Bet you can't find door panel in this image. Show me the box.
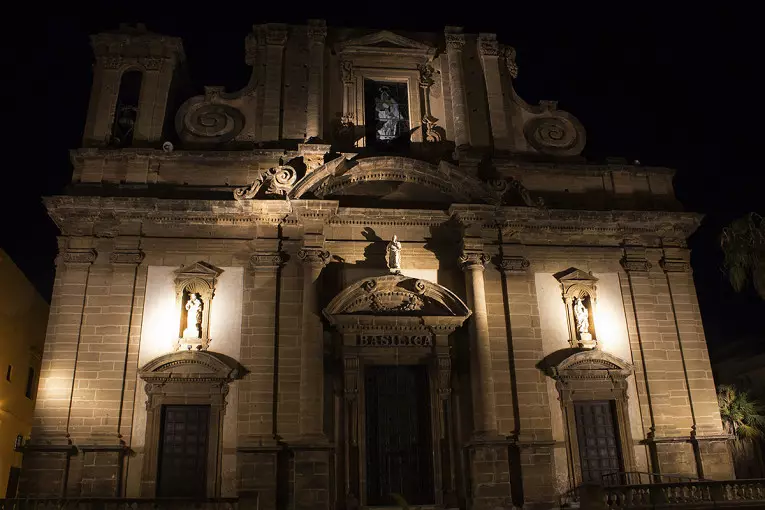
[157,405,210,498]
[364,365,434,505]
[574,400,623,484]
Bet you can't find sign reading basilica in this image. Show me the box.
[20,21,733,510]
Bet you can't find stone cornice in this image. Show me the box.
[44,196,702,241]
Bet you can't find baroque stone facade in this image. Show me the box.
[20,21,733,509]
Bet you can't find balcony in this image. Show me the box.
[0,498,251,510]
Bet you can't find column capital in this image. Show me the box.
[620,255,653,273]
[109,249,144,265]
[477,33,500,56]
[249,252,285,271]
[340,60,354,84]
[307,19,327,44]
[660,257,690,273]
[460,251,490,271]
[61,248,97,267]
[498,255,530,274]
[445,32,466,51]
[266,24,288,46]
[298,247,331,267]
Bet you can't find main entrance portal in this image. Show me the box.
[364,365,434,505]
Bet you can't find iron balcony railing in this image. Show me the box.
[0,498,247,510]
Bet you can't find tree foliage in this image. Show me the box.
[718,384,765,440]
[720,212,765,299]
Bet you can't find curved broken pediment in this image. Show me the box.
[540,349,632,381]
[323,274,471,333]
[289,156,498,204]
[139,350,245,383]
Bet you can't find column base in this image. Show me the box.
[696,436,735,480]
[238,441,283,510]
[290,446,332,510]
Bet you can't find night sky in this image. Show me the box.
[5,9,762,358]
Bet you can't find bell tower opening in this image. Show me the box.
[111,70,142,147]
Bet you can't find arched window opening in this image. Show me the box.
[111,70,142,147]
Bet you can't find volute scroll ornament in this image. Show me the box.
[234,166,298,200]
[523,111,586,157]
[298,248,331,267]
[175,98,246,145]
[459,252,491,271]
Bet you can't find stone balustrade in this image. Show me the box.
[0,498,248,510]
[561,479,765,509]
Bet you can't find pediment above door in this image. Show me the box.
[336,30,436,64]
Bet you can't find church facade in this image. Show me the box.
[21,21,733,509]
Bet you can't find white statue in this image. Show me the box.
[183,293,203,339]
[387,235,402,270]
[574,297,590,335]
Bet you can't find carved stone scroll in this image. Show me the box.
[234,166,297,200]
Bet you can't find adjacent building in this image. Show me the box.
[19,21,734,509]
[0,250,48,497]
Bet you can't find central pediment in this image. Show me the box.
[336,30,435,61]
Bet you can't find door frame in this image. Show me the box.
[138,351,242,498]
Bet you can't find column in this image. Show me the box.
[262,24,287,141]
[306,20,327,140]
[460,251,498,438]
[478,33,511,150]
[445,27,470,148]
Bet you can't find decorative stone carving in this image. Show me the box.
[445,32,466,50]
[499,256,530,273]
[234,165,298,200]
[459,252,490,271]
[477,33,500,56]
[524,113,585,157]
[265,25,288,46]
[175,99,246,145]
[554,268,599,349]
[362,280,377,293]
[173,261,223,351]
[110,250,145,265]
[422,114,444,142]
[307,19,327,44]
[418,63,435,88]
[436,355,452,399]
[340,60,354,84]
[386,235,402,271]
[62,248,97,266]
[502,45,519,78]
[368,293,424,313]
[298,247,331,267]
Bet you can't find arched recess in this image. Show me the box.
[138,350,244,498]
[323,274,471,507]
[543,349,636,488]
[111,69,143,147]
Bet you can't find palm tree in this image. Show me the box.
[720,212,765,300]
[717,384,765,440]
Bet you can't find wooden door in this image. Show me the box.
[364,365,434,506]
[157,405,210,498]
[574,400,623,484]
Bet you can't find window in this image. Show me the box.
[6,365,11,382]
[364,80,410,149]
[25,367,35,399]
[111,70,143,147]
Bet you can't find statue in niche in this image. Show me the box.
[574,297,591,340]
[183,293,203,339]
[386,235,402,271]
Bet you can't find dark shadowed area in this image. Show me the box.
[4,8,762,355]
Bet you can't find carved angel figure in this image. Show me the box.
[387,235,402,270]
[183,293,203,338]
[574,297,589,335]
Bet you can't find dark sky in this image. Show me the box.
[5,8,762,355]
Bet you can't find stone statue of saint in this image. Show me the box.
[386,235,402,270]
[183,293,203,338]
[574,297,589,335]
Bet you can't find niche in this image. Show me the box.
[554,268,599,349]
[173,262,223,351]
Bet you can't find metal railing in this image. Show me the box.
[601,479,765,508]
[0,498,246,510]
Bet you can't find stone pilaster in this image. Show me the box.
[498,254,555,507]
[621,248,697,476]
[478,33,511,150]
[297,247,331,440]
[262,24,287,141]
[306,20,327,140]
[445,27,470,148]
[340,60,355,126]
[460,251,499,438]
